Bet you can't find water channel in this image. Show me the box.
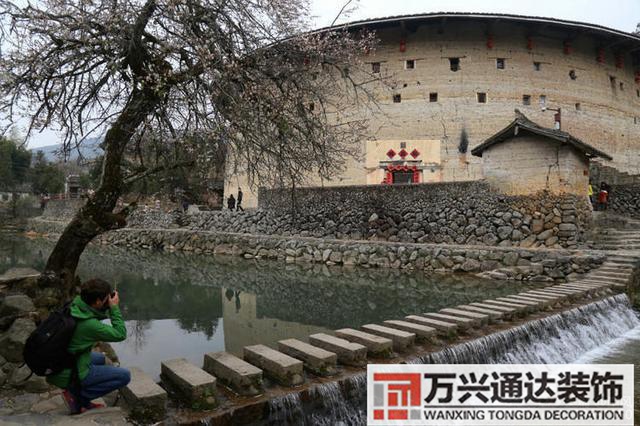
[1,232,639,423]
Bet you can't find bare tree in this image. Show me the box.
[0,0,379,296]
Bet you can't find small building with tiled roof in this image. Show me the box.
[472,111,612,195]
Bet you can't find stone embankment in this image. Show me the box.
[88,228,603,282]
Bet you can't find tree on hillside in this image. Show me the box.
[0,0,379,295]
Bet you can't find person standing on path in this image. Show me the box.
[227,194,236,211]
[236,188,244,211]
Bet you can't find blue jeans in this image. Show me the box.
[76,352,131,407]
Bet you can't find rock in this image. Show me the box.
[558,223,577,231]
[0,368,6,386]
[503,252,519,266]
[537,229,554,240]
[520,234,537,248]
[0,317,36,362]
[545,236,559,246]
[8,364,49,392]
[461,259,481,272]
[322,249,332,262]
[531,219,544,233]
[368,213,378,222]
[0,294,35,318]
[497,226,514,240]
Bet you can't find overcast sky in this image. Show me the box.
[25,0,640,149]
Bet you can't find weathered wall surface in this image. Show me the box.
[25,219,603,283]
[233,18,640,207]
[40,199,85,221]
[258,181,590,248]
[610,184,640,218]
[482,134,590,195]
[36,181,592,249]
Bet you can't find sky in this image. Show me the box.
[23,0,640,149]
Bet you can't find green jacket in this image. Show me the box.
[46,295,126,389]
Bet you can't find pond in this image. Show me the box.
[0,233,542,379]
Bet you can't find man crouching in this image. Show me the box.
[47,278,129,414]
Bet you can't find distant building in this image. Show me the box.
[471,112,612,195]
[64,175,81,198]
[226,13,640,207]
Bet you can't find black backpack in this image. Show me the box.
[23,303,78,377]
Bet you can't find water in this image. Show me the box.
[0,233,537,378]
[264,294,640,425]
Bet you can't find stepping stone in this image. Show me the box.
[523,291,566,302]
[383,320,436,341]
[404,315,458,337]
[553,286,590,295]
[308,333,367,367]
[421,312,477,329]
[203,351,263,396]
[161,358,217,409]
[278,339,337,377]
[482,299,530,314]
[439,308,490,325]
[243,345,304,386]
[506,295,552,308]
[455,305,505,321]
[335,328,393,358]
[469,302,516,315]
[495,297,540,312]
[361,324,415,352]
[121,367,167,423]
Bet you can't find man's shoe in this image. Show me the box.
[80,402,106,413]
[62,390,81,415]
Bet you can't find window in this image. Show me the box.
[539,95,547,107]
[620,82,624,91]
[405,59,415,70]
[610,75,617,89]
[400,142,407,149]
[496,58,505,69]
[569,70,577,80]
[533,62,541,71]
[429,92,438,102]
[575,103,581,111]
[449,57,460,72]
[522,95,531,105]
[393,94,401,103]
[477,92,487,103]
[637,89,640,98]
[635,117,639,125]
[371,62,381,73]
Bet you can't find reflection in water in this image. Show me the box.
[2,234,542,378]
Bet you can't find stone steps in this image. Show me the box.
[121,367,167,423]
[278,339,338,377]
[203,351,264,396]
[480,299,529,314]
[494,297,540,312]
[469,302,517,316]
[383,320,437,341]
[421,312,478,330]
[504,295,552,309]
[361,324,415,352]
[454,304,505,321]
[308,333,367,367]
[160,358,217,409]
[439,308,490,326]
[335,328,393,357]
[404,315,459,336]
[243,344,304,386]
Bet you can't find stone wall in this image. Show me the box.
[40,199,85,221]
[258,181,590,248]
[610,184,640,219]
[90,228,604,282]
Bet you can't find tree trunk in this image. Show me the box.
[41,88,160,297]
